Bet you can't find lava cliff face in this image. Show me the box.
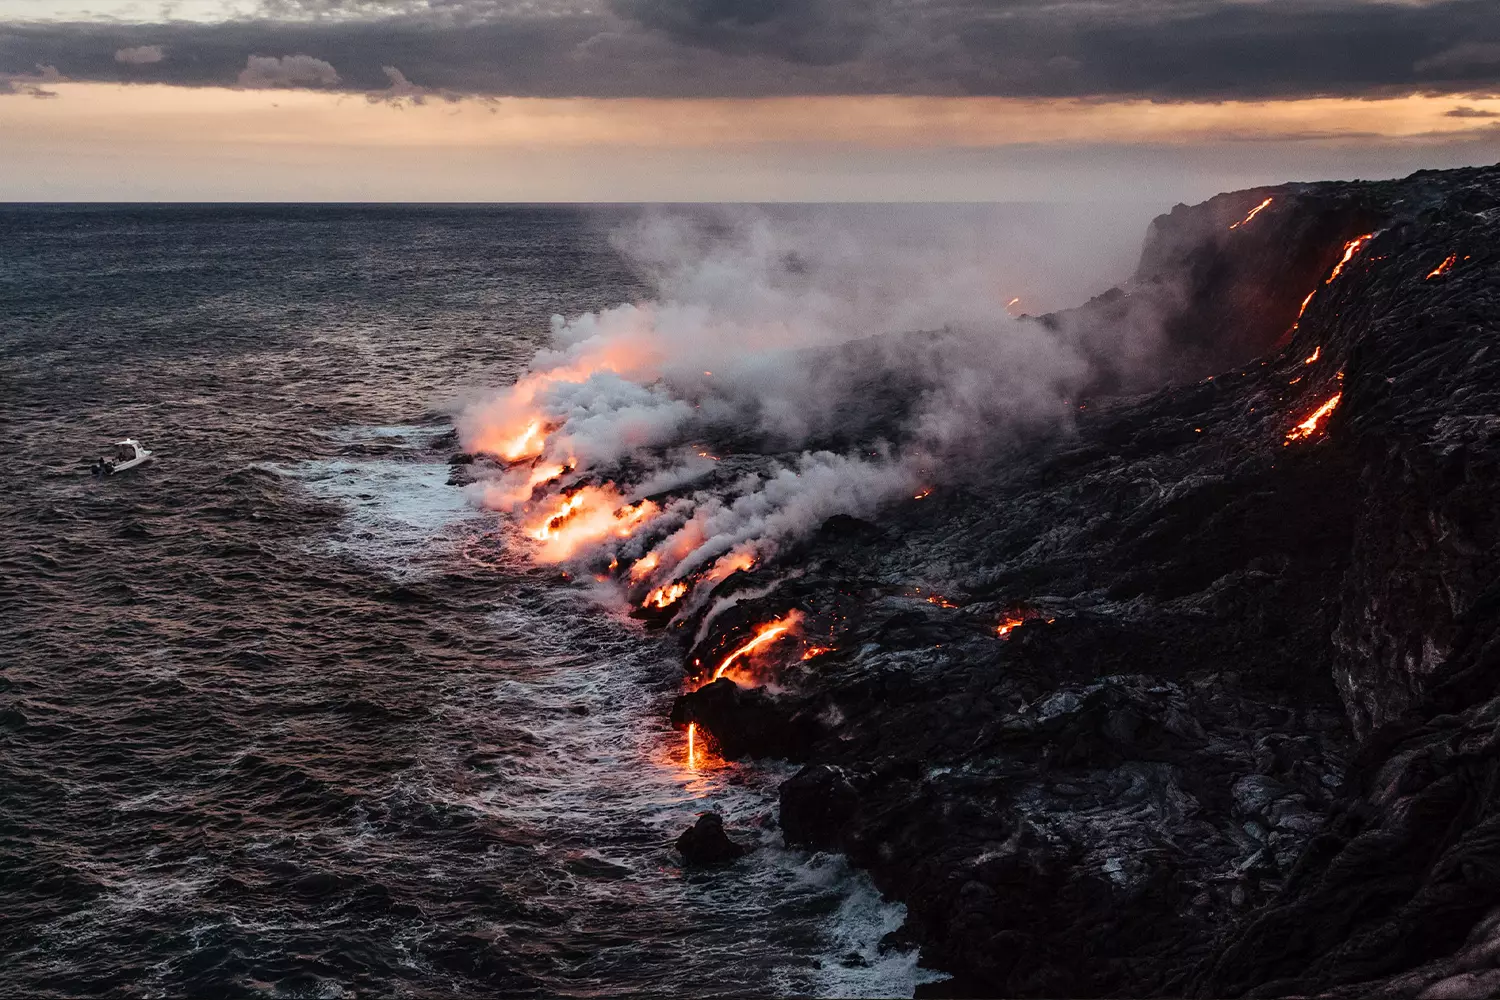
[671,165,1500,997]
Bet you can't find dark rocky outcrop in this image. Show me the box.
[675,812,748,866]
[674,165,1500,996]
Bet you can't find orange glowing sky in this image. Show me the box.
[7,0,1500,201]
[5,84,1500,201]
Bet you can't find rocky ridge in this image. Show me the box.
[669,165,1500,997]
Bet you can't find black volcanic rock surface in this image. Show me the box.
[674,165,1500,998]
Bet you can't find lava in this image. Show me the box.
[913,487,932,500]
[1285,393,1342,444]
[801,645,833,660]
[926,595,959,609]
[1326,233,1376,285]
[1229,197,1273,230]
[1427,255,1456,279]
[644,580,688,609]
[532,492,587,541]
[628,550,660,581]
[687,721,697,769]
[701,548,757,587]
[711,612,803,684]
[526,486,660,563]
[996,617,1026,638]
[502,418,547,463]
[1304,346,1321,364]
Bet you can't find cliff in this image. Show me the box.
[670,164,1500,997]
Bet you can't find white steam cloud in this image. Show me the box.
[455,204,1147,609]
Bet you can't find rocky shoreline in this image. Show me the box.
[667,165,1500,997]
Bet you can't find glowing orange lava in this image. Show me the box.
[1229,197,1273,230]
[1304,346,1321,364]
[687,721,697,769]
[1427,255,1457,279]
[1285,393,1343,444]
[644,580,689,609]
[613,501,658,538]
[712,613,803,683]
[801,645,833,660]
[913,487,932,500]
[1326,234,1375,285]
[502,419,547,463]
[629,550,660,581]
[701,549,757,586]
[532,492,587,541]
[525,486,660,563]
[926,595,959,609]
[996,617,1026,638]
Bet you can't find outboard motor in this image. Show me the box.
[92,458,113,477]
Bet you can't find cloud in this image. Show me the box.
[1415,41,1500,75]
[115,45,165,65]
[364,64,459,105]
[0,64,61,98]
[237,54,340,88]
[1445,105,1500,118]
[4,0,1500,100]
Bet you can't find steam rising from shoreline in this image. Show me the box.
[456,205,1143,607]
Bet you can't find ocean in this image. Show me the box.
[0,205,935,998]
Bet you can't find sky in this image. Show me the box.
[3,0,1500,201]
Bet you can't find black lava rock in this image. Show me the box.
[667,164,1500,998]
[669,678,822,761]
[780,764,861,849]
[675,813,747,866]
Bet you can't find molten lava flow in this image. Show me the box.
[913,487,932,500]
[1427,255,1457,279]
[1304,346,1321,364]
[628,550,660,581]
[712,613,803,683]
[526,485,660,563]
[996,617,1026,638]
[926,595,958,609]
[532,492,587,541]
[613,501,657,538]
[701,548,757,587]
[644,580,688,609]
[1297,291,1316,319]
[502,418,547,463]
[687,722,697,769]
[1229,197,1273,229]
[1285,393,1342,444]
[801,645,833,660]
[1326,233,1375,285]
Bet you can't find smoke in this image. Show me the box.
[455,203,1148,606]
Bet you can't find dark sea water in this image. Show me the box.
[0,206,931,998]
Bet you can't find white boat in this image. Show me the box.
[92,438,153,476]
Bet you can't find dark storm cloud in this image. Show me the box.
[4,0,1500,100]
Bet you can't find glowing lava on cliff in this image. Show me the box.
[1325,234,1376,285]
[1427,255,1457,279]
[1230,197,1273,230]
[1285,393,1343,444]
[709,613,803,685]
